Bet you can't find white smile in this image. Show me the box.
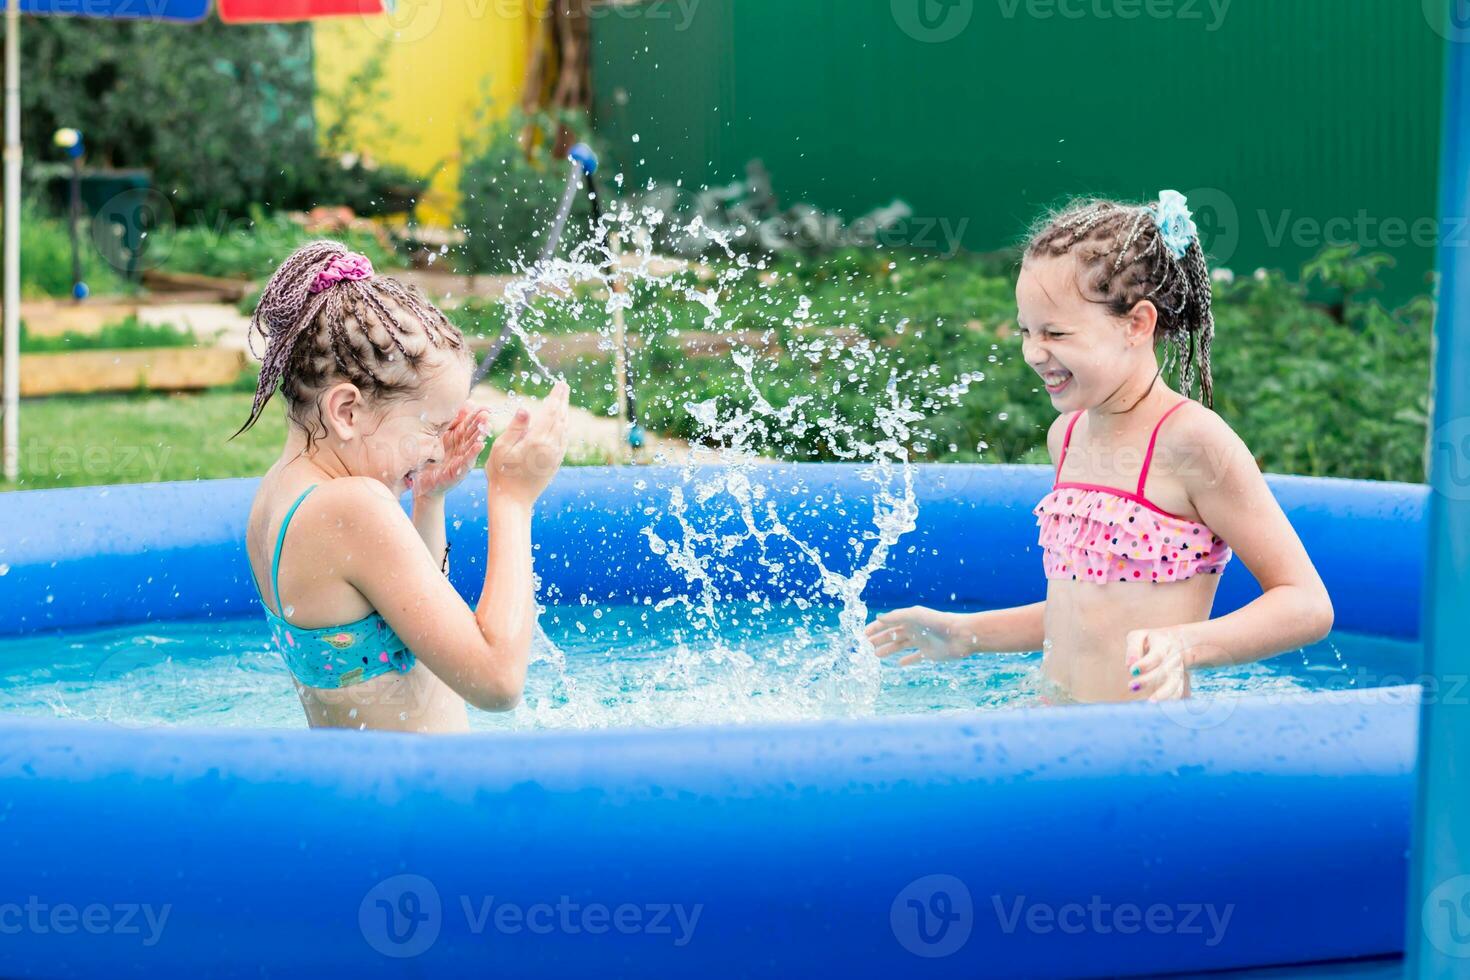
[1042,370,1072,393]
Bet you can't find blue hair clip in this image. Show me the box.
[1153,190,1198,259]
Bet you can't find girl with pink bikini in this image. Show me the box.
[865,192,1334,703]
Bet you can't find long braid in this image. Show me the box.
[233,240,469,441]
[1026,197,1217,407]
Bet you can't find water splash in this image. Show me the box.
[480,204,987,723]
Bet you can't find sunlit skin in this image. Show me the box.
[865,253,1334,703]
[246,344,570,732]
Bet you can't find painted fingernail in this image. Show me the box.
[1130,682,1141,692]
[1130,666,1140,676]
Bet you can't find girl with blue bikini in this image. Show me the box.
[237,241,569,732]
[866,193,1335,704]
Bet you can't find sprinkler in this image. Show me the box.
[471,141,644,457]
[53,128,87,302]
[471,142,598,384]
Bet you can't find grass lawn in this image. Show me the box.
[3,390,285,491]
[2,385,613,492]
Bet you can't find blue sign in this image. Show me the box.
[20,0,210,21]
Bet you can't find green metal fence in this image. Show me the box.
[590,0,1444,299]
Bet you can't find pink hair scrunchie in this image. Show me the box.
[308,251,375,294]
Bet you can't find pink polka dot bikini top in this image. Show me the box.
[1033,401,1232,584]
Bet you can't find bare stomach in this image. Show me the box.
[1042,576,1220,703]
[292,663,470,733]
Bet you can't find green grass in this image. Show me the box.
[3,390,284,490]
[1,382,611,491]
[19,198,132,299]
[19,316,198,353]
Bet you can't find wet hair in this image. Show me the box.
[233,240,470,442]
[1025,198,1216,407]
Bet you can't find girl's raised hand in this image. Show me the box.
[413,404,493,499]
[485,380,570,508]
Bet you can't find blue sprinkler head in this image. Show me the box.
[568,143,598,176]
[628,425,646,450]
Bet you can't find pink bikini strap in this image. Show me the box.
[1054,411,1083,482]
[1137,400,1190,495]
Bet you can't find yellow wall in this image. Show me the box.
[312,1,535,226]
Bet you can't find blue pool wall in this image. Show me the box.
[0,686,1420,978]
[0,464,1429,639]
[0,465,1429,977]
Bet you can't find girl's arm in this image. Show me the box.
[315,384,570,712]
[412,493,448,570]
[1129,412,1333,696]
[866,411,1067,664]
[867,602,1046,664]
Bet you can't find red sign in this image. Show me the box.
[217,0,387,22]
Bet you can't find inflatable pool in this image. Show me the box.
[0,465,1424,977]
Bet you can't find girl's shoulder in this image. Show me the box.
[294,477,405,532]
[1154,400,1256,492]
[254,475,405,543]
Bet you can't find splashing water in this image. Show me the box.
[481,203,988,722]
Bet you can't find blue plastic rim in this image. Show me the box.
[1409,3,1470,975]
[0,466,1428,976]
[569,142,599,176]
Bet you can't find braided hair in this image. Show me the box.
[1025,198,1216,407]
[234,240,469,442]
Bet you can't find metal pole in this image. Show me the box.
[609,231,629,462]
[3,0,20,483]
[1407,5,1470,975]
[68,154,81,299]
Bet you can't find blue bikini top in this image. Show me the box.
[256,484,416,689]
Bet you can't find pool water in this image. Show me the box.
[0,603,1421,731]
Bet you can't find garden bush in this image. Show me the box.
[482,246,1433,483]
